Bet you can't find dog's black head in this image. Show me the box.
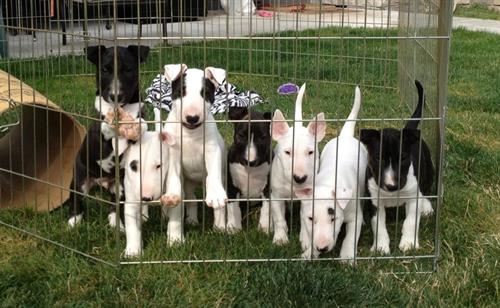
[86,45,150,105]
[360,128,420,191]
[228,107,272,167]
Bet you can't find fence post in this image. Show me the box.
[0,0,8,58]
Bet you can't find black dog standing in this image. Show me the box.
[226,106,273,231]
[360,80,435,253]
[67,45,150,229]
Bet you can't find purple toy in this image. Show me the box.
[277,83,299,95]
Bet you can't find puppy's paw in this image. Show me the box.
[420,199,434,217]
[339,253,356,265]
[160,194,181,208]
[123,246,142,258]
[108,212,125,233]
[399,237,419,252]
[258,216,274,234]
[67,214,83,228]
[300,241,310,252]
[185,215,199,226]
[301,249,314,260]
[258,223,273,235]
[225,221,242,234]
[370,242,390,254]
[167,233,185,246]
[205,185,227,209]
[272,230,289,245]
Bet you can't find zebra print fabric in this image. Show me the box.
[145,74,265,114]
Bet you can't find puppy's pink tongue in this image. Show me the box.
[294,188,312,198]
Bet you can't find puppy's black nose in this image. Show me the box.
[109,93,123,103]
[316,246,328,253]
[385,184,399,191]
[141,197,153,202]
[186,115,200,125]
[247,160,258,167]
[293,175,307,184]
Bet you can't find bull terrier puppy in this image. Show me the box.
[300,86,366,261]
[269,84,326,244]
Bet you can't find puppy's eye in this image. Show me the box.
[130,160,138,172]
[308,151,314,155]
[285,150,291,156]
[331,218,336,223]
[156,164,162,169]
[101,67,109,73]
[308,216,313,221]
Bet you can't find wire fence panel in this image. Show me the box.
[0,0,451,270]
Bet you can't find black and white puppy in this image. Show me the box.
[226,106,273,232]
[160,64,228,243]
[360,80,434,253]
[67,45,150,229]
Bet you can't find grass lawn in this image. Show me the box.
[0,28,499,306]
[454,3,500,21]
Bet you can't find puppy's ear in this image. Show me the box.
[160,131,175,146]
[127,45,150,63]
[205,67,226,87]
[164,64,188,83]
[360,129,380,147]
[307,112,326,142]
[271,110,289,141]
[402,128,421,145]
[228,106,248,120]
[333,187,353,210]
[85,45,106,65]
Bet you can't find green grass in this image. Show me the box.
[454,4,500,21]
[0,28,499,305]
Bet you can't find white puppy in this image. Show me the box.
[123,130,175,257]
[269,84,326,244]
[300,86,367,261]
[160,64,229,239]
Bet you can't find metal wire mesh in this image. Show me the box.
[0,0,451,269]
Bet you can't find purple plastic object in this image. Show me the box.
[277,83,299,95]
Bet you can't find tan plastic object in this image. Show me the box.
[0,70,86,211]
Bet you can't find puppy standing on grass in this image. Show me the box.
[67,45,149,229]
[122,129,175,257]
[226,107,273,232]
[160,64,228,243]
[361,80,434,254]
[300,86,366,260]
[269,84,326,244]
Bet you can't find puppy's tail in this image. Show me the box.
[405,80,425,130]
[154,108,162,132]
[340,85,362,138]
[294,83,306,125]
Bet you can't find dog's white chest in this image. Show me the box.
[367,170,420,208]
[230,162,269,198]
[181,139,206,181]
